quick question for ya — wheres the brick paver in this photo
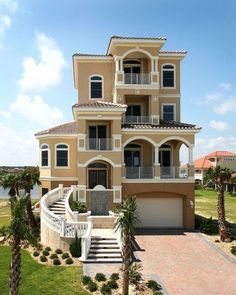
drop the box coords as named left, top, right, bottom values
left=83, top=262, right=122, bottom=277
left=134, top=229, right=236, bottom=295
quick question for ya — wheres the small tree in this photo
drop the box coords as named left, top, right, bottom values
left=205, top=166, right=232, bottom=242
left=115, top=197, right=140, bottom=295
left=9, top=195, right=36, bottom=295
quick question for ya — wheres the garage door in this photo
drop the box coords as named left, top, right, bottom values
left=136, top=197, right=183, bottom=228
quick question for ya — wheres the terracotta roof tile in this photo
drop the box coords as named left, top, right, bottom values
left=73, top=101, right=127, bottom=109
left=193, top=157, right=214, bottom=169
left=35, top=122, right=77, bottom=136
left=160, top=50, right=187, bottom=54
left=73, top=53, right=112, bottom=57
left=111, top=35, right=167, bottom=41
left=122, top=120, right=201, bottom=130
left=205, top=151, right=236, bottom=157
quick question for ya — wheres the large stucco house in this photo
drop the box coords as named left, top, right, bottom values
left=35, top=36, right=201, bottom=260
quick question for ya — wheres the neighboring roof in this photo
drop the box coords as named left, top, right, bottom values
left=193, top=157, right=214, bottom=170
left=122, top=120, right=201, bottom=130
left=205, top=151, right=236, bottom=158
left=73, top=101, right=127, bottom=109
left=35, top=122, right=77, bottom=137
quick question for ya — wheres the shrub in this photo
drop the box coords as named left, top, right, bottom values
left=153, top=292, right=163, bottom=295
left=110, top=273, right=119, bottom=281
left=0, top=226, right=9, bottom=236
left=66, top=257, right=74, bottom=265
left=95, top=272, right=106, bottom=282
left=55, top=248, right=63, bottom=254
left=40, top=255, right=47, bottom=262
left=62, top=252, right=70, bottom=259
left=53, top=258, right=61, bottom=265
left=199, top=217, right=218, bottom=234
left=33, top=251, right=40, bottom=257
left=82, top=276, right=91, bottom=285
left=129, top=262, right=142, bottom=285
left=146, top=280, right=162, bottom=291
left=45, top=246, right=51, bottom=251
left=36, top=243, right=43, bottom=251
left=42, top=250, right=50, bottom=256
left=107, top=280, right=118, bottom=289
left=69, top=234, right=81, bottom=257
left=71, top=201, right=87, bottom=213
left=50, top=253, right=58, bottom=259
left=87, top=280, right=97, bottom=292
left=100, top=283, right=111, bottom=295
left=231, top=246, right=236, bottom=256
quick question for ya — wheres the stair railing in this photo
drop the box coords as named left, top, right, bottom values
left=80, top=220, right=93, bottom=261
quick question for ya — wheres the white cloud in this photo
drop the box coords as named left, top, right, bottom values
left=0, top=122, right=38, bottom=166
left=0, top=110, right=11, bottom=118
left=10, top=94, right=64, bottom=128
left=19, top=32, right=67, bottom=92
left=0, top=14, right=11, bottom=36
left=214, top=97, right=236, bottom=115
left=194, top=136, right=236, bottom=160
left=209, top=120, right=230, bottom=131
left=219, top=82, right=231, bottom=91
left=0, top=0, right=18, bottom=13
left=205, top=91, right=224, bottom=102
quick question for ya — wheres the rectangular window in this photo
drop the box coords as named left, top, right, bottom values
left=56, top=150, right=68, bottom=167
left=163, top=105, right=174, bottom=121
left=91, top=82, right=102, bottom=98
left=41, top=150, right=48, bottom=167
left=163, top=70, right=174, bottom=87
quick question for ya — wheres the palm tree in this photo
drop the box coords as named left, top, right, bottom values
left=0, top=173, right=21, bottom=197
left=9, top=195, right=36, bottom=295
left=19, top=167, right=41, bottom=233
left=115, top=197, right=140, bottom=295
left=206, top=166, right=232, bottom=242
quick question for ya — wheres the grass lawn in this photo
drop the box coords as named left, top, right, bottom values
left=195, top=189, right=236, bottom=223
left=0, top=200, right=10, bottom=227
left=0, top=245, right=89, bottom=295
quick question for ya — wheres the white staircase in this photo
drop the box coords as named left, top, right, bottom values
left=49, top=198, right=66, bottom=216
left=85, top=230, right=122, bottom=263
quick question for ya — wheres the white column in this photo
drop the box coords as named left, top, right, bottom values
left=155, top=146, right=159, bottom=164
left=115, top=59, right=119, bottom=72
left=188, top=146, right=193, bottom=165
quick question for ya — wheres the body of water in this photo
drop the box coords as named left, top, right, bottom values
left=0, top=186, right=39, bottom=199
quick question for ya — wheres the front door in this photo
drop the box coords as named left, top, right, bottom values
left=159, top=149, right=171, bottom=177
left=88, top=162, right=108, bottom=189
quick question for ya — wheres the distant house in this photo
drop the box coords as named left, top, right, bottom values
left=194, top=151, right=236, bottom=183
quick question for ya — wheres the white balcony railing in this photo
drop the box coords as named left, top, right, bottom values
left=86, top=138, right=112, bottom=150
left=126, top=166, right=154, bottom=179
left=124, top=73, right=151, bottom=84
left=160, top=166, right=188, bottom=179
left=123, top=116, right=151, bottom=124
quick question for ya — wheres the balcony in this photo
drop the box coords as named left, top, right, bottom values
left=160, top=167, right=188, bottom=179
left=86, top=138, right=112, bottom=151
left=123, top=116, right=151, bottom=124
left=124, top=73, right=151, bottom=85
left=126, top=166, right=154, bottom=179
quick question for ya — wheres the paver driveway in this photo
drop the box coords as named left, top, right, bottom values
left=134, top=229, right=236, bottom=295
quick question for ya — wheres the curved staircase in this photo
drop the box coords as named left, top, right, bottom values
left=49, top=197, right=66, bottom=216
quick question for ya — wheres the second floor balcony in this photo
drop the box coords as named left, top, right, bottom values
left=124, top=73, right=151, bottom=85
left=86, top=138, right=112, bottom=151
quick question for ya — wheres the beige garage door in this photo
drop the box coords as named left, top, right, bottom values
left=136, top=197, right=183, bottom=228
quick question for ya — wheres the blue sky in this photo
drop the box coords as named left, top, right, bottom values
left=0, top=0, right=236, bottom=165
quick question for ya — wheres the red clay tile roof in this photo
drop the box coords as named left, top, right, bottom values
left=205, top=151, right=236, bottom=157
left=193, top=157, right=214, bottom=169
left=122, top=120, right=201, bottom=130
left=159, top=50, right=187, bottom=54
left=35, top=122, right=77, bottom=136
left=110, top=35, right=167, bottom=41
left=73, top=53, right=112, bottom=57
left=73, top=101, right=127, bottom=109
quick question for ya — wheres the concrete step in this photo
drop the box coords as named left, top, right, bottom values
left=89, top=248, right=121, bottom=254
left=90, top=244, right=120, bottom=249
left=50, top=204, right=65, bottom=208
left=91, top=240, right=118, bottom=244
left=88, top=253, right=121, bottom=258
left=85, top=257, right=122, bottom=263
left=49, top=206, right=65, bottom=210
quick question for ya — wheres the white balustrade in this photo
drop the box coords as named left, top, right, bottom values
left=80, top=221, right=92, bottom=261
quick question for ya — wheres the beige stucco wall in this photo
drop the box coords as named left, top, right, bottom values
left=75, top=61, right=114, bottom=103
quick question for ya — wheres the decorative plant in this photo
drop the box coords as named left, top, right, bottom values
left=71, top=201, right=87, bottom=213
left=95, top=272, right=106, bottom=282
left=69, top=233, right=81, bottom=257
left=128, top=262, right=143, bottom=285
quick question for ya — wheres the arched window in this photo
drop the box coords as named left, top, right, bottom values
left=56, top=144, right=69, bottom=167
left=90, top=75, right=103, bottom=99
left=162, top=64, right=175, bottom=87
left=41, top=144, right=49, bottom=167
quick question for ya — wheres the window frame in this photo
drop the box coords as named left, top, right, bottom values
left=161, top=63, right=176, bottom=89
left=89, top=74, right=104, bottom=100
left=55, top=143, right=70, bottom=169
left=161, top=104, right=176, bottom=121
left=40, top=144, right=50, bottom=168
